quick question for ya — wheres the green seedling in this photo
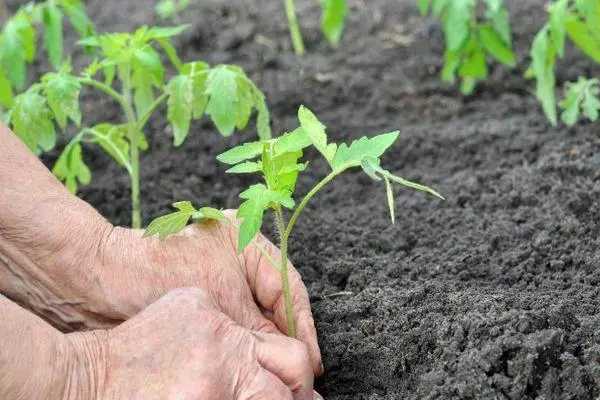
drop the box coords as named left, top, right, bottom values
left=7, top=25, right=271, bottom=228
left=526, top=0, right=600, bottom=125
left=0, top=0, right=94, bottom=111
left=284, top=0, right=349, bottom=55
left=418, top=0, right=515, bottom=95
left=155, top=0, right=192, bottom=21
left=559, top=77, right=600, bottom=125
left=144, top=105, right=443, bottom=337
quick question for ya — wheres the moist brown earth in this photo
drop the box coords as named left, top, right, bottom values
left=13, top=0, right=600, bottom=397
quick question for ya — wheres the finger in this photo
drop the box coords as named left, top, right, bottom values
left=252, top=331, right=314, bottom=400
left=239, top=366, right=293, bottom=400
left=245, top=235, right=323, bottom=376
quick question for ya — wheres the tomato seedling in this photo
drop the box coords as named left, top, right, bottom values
left=526, top=0, right=600, bottom=125
left=284, top=0, right=349, bottom=55
left=144, top=105, right=443, bottom=337
left=0, top=0, right=94, bottom=112
left=155, top=0, right=192, bottom=21
left=418, top=0, right=515, bottom=95
left=7, top=25, right=271, bottom=228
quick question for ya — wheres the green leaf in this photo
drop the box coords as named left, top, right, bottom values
left=1, top=14, right=35, bottom=90
left=235, top=75, right=254, bottom=131
left=11, top=90, right=56, bottom=153
left=87, top=124, right=131, bottom=170
left=147, top=25, right=190, bottom=39
left=321, top=0, right=349, bottom=47
left=530, top=26, right=557, bottom=125
left=167, top=74, right=194, bottom=146
left=182, top=62, right=210, bottom=118
left=559, top=77, right=600, bottom=125
left=459, top=47, right=487, bottom=79
left=332, top=131, right=399, bottom=170
left=417, top=0, right=431, bottom=15
left=43, top=4, right=64, bottom=69
left=361, top=157, right=444, bottom=200
left=217, top=141, right=264, bottom=164
left=263, top=146, right=305, bottom=192
left=226, top=161, right=263, bottom=174
left=255, top=91, right=271, bottom=139
left=52, top=142, right=90, bottom=193
left=42, top=63, right=82, bottom=129
left=158, top=38, right=183, bottom=71
left=549, top=0, right=568, bottom=57
left=237, top=184, right=293, bottom=252
left=432, top=0, right=449, bottom=16
left=59, top=0, right=95, bottom=39
left=565, top=11, right=600, bottom=63
left=132, top=67, right=156, bottom=117
left=298, top=105, right=337, bottom=166
left=444, top=0, right=473, bottom=51
left=143, top=202, right=195, bottom=240
left=479, top=24, right=515, bottom=66
left=135, top=45, right=164, bottom=85
left=0, top=68, right=14, bottom=108
left=195, top=207, right=226, bottom=221
left=155, top=0, right=177, bottom=19
left=441, top=48, right=462, bottom=83
left=460, top=76, right=477, bottom=95
left=384, top=176, right=395, bottom=224
left=205, top=66, right=238, bottom=136
left=273, top=128, right=312, bottom=154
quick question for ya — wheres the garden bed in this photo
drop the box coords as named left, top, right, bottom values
left=30, top=0, right=600, bottom=398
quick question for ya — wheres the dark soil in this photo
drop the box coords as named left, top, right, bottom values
left=21, top=0, right=600, bottom=397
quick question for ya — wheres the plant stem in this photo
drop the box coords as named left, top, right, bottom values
left=275, top=207, right=295, bottom=338
left=136, top=92, right=168, bottom=131
left=121, top=65, right=141, bottom=229
left=283, top=0, right=306, bottom=55
left=276, top=169, right=343, bottom=337
left=78, top=78, right=128, bottom=111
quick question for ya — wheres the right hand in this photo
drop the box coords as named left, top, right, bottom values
left=65, top=288, right=323, bottom=400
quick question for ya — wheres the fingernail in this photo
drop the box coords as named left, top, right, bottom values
left=313, top=390, right=324, bottom=400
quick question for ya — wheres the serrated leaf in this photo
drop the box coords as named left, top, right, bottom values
left=143, top=209, right=194, bottom=240
left=173, top=201, right=196, bottom=213
left=321, top=0, right=349, bottom=47
left=167, top=74, right=194, bottom=146
left=565, top=10, right=600, bottom=63
left=298, top=105, right=337, bottom=165
left=273, top=128, right=312, bottom=154
left=559, top=77, right=600, bottom=125
left=459, top=47, right=487, bottom=79
left=263, top=146, right=304, bottom=192
left=441, top=48, right=462, bottom=83
left=195, top=207, right=226, bottom=221
left=60, top=0, right=95, bottom=39
left=135, top=45, right=164, bottom=85
left=530, top=26, right=557, bottom=125
left=417, top=0, right=430, bottom=15
left=0, top=68, right=14, bottom=108
left=43, top=4, right=64, bottom=69
left=479, top=24, right=515, bottom=66
left=11, top=90, right=56, bottom=153
left=1, top=15, right=34, bottom=90
left=333, top=131, right=399, bottom=170
left=42, top=63, right=82, bottom=129
left=235, top=75, right=254, bottom=130
left=205, top=66, right=238, bottom=136
left=52, top=142, right=90, bottom=193
left=255, top=92, right=271, bottom=139
left=217, top=141, right=264, bottom=164
left=226, top=161, right=262, bottom=174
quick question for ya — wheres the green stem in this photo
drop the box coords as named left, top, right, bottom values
left=274, top=207, right=295, bottom=338
left=136, top=92, right=168, bottom=131
left=81, top=128, right=133, bottom=174
left=78, top=78, right=128, bottom=111
left=223, top=219, right=279, bottom=272
left=121, top=65, right=141, bottom=229
left=283, top=0, right=306, bottom=55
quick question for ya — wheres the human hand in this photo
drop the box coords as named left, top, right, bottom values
left=66, top=288, right=322, bottom=400
left=95, top=211, right=323, bottom=376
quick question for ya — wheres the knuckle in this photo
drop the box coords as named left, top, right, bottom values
left=288, top=340, right=311, bottom=366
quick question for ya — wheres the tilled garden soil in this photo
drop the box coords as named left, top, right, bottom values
left=21, top=0, right=600, bottom=397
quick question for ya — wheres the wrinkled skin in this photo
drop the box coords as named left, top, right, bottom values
left=66, top=288, right=320, bottom=400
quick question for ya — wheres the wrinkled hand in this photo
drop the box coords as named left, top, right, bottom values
left=66, top=288, right=321, bottom=400
left=95, top=211, right=323, bottom=376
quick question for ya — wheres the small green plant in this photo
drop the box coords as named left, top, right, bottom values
left=526, top=0, right=600, bottom=125
left=144, top=105, right=443, bottom=337
left=0, top=0, right=94, bottom=111
left=559, top=76, right=600, bottom=125
left=7, top=25, right=271, bottom=228
left=417, top=0, right=515, bottom=94
left=155, top=0, right=191, bottom=21
left=284, top=0, right=349, bottom=55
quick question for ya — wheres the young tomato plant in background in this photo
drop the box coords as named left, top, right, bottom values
left=7, top=25, right=271, bottom=229
left=0, top=0, right=94, bottom=113
left=526, top=0, right=600, bottom=125
left=418, top=0, right=515, bottom=95
left=144, top=105, right=443, bottom=337
left=155, top=0, right=192, bottom=21
left=284, top=0, right=349, bottom=55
